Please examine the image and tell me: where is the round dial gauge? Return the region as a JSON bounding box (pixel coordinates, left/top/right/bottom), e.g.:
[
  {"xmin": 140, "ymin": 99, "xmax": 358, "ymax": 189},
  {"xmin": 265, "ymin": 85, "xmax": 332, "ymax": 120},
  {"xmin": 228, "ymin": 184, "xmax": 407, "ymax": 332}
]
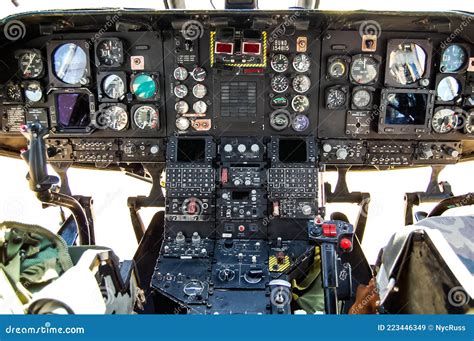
[
  {"xmin": 18, "ymin": 50, "xmax": 43, "ymax": 79},
  {"xmin": 193, "ymin": 100, "xmax": 207, "ymax": 115},
  {"xmin": 24, "ymin": 81, "xmax": 43, "ymax": 102},
  {"xmin": 96, "ymin": 39, "xmax": 124, "ymax": 66},
  {"xmin": 271, "ymin": 95, "xmax": 289, "ymax": 109},
  {"xmin": 270, "ymin": 110, "xmax": 291, "ymax": 131},
  {"xmin": 326, "ymin": 87, "xmax": 347, "ymax": 109},
  {"xmin": 183, "ymin": 280, "xmax": 204, "ymax": 297},
  {"xmin": 176, "ymin": 117, "xmax": 191, "ymax": 131},
  {"xmin": 292, "ymin": 75, "xmax": 311, "ymax": 93},
  {"xmin": 271, "ymin": 75, "xmax": 289, "ymax": 93},
  {"xmin": 350, "ymin": 55, "xmax": 378, "ymax": 85},
  {"xmin": 271, "ymin": 54, "xmax": 289, "ymax": 73},
  {"xmin": 104, "ymin": 105, "xmax": 128, "ymax": 131},
  {"xmin": 292, "ymin": 114, "xmax": 310, "ymax": 132},
  {"xmin": 352, "ymin": 88, "xmax": 371, "ymax": 109},
  {"xmin": 6, "ymin": 83, "xmax": 22, "ymax": 102},
  {"xmin": 53, "ymin": 43, "xmax": 88, "ymax": 85},
  {"xmin": 131, "ymin": 73, "xmax": 157, "ymax": 100},
  {"xmin": 192, "ymin": 67, "xmax": 207, "ymax": 82},
  {"xmin": 102, "ymin": 74, "xmax": 125, "ymax": 100},
  {"xmin": 436, "ymin": 76, "xmax": 460, "ymax": 102},
  {"xmin": 173, "ymin": 66, "xmax": 188, "ymax": 81},
  {"xmin": 440, "ymin": 45, "xmax": 467, "ymax": 73},
  {"xmin": 292, "ymin": 53, "xmax": 311, "ymax": 73},
  {"xmin": 328, "ymin": 58, "xmax": 347, "ymax": 79},
  {"xmin": 291, "ymin": 95, "xmax": 310, "ymax": 113},
  {"xmin": 173, "ymin": 84, "xmax": 188, "ymax": 99},
  {"xmin": 192, "ymin": 84, "xmax": 207, "ymax": 99},
  {"xmin": 175, "ymin": 100, "xmax": 189, "ymax": 114},
  {"xmin": 388, "ymin": 43, "xmax": 426, "ymax": 85},
  {"xmin": 432, "ymin": 108, "xmax": 458, "ymax": 134},
  {"xmin": 133, "ymin": 105, "xmax": 159, "ymax": 129}
]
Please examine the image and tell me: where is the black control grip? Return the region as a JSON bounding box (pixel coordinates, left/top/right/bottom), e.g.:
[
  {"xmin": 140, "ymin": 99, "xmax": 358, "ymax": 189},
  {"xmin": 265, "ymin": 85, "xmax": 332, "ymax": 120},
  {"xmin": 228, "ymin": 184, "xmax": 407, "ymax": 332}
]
[{"xmin": 20, "ymin": 122, "xmax": 59, "ymax": 192}]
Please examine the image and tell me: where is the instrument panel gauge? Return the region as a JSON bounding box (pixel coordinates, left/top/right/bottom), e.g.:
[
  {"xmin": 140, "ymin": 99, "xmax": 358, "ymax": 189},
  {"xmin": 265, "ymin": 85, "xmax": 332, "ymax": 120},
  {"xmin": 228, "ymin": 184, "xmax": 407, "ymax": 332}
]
[
  {"xmin": 388, "ymin": 43, "xmax": 426, "ymax": 85},
  {"xmin": 440, "ymin": 44, "xmax": 467, "ymax": 73},
  {"xmin": 193, "ymin": 100, "xmax": 207, "ymax": 115},
  {"xmin": 292, "ymin": 53, "xmax": 311, "ymax": 73},
  {"xmin": 291, "ymin": 95, "xmax": 310, "ymax": 113},
  {"xmin": 174, "ymin": 84, "xmax": 188, "ymax": 99},
  {"xmin": 96, "ymin": 39, "xmax": 124, "ymax": 66},
  {"xmin": 327, "ymin": 57, "xmax": 347, "ymax": 79},
  {"xmin": 17, "ymin": 49, "xmax": 44, "ymax": 79},
  {"xmin": 436, "ymin": 76, "xmax": 460, "ymax": 102},
  {"xmin": 6, "ymin": 82, "xmax": 22, "ymax": 102},
  {"xmin": 133, "ymin": 105, "xmax": 159, "ymax": 130},
  {"xmin": 192, "ymin": 84, "xmax": 207, "ymax": 99},
  {"xmin": 350, "ymin": 55, "xmax": 378, "ymax": 85},
  {"xmin": 292, "ymin": 114, "xmax": 310, "ymax": 132},
  {"xmin": 176, "ymin": 116, "xmax": 191, "ymax": 131},
  {"xmin": 352, "ymin": 88, "xmax": 372, "ymax": 109},
  {"xmin": 270, "ymin": 109, "xmax": 291, "ymax": 131},
  {"xmin": 183, "ymin": 280, "xmax": 205, "ymax": 297},
  {"xmin": 24, "ymin": 81, "xmax": 43, "ymax": 103},
  {"xmin": 131, "ymin": 73, "xmax": 157, "ymax": 100},
  {"xmin": 192, "ymin": 66, "xmax": 207, "ymax": 82},
  {"xmin": 175, "ymin": 100, "xmax": 189, "ymax": 114},
  {"xmin": 271, "ymin": 75, "xmax": 289, "ymax": 93},
  {"xmin": 432, "ymin": 108, "xmax": 458, "ymax": 134},
  {"xmin": 271, "ymin": 54, "xmax": 289, "ymax": 73},
  {"xmin": 53, "ymin": 43, "xmax": 88, "ymax": 85},
  {"xmin": 326, "ymin": 86, "xmax": 347, "ymax": 109},
  {"xmin": 104, "ymin": 105, "xmax": 128, "ymax": 131},
  {"xmin": 102, "ymin": 74, "xmax": 125, "ymax": 100},
  {"xmin": 173, "ymin": 66, "xmax": 188, "ymax": 81},
  {"xmin": 270, "ymin": 95, "xmax": 289, "ymax": 109},
  {"xmin": 292, "ymin": 75, "xmax": 311, "ymax": 93}
]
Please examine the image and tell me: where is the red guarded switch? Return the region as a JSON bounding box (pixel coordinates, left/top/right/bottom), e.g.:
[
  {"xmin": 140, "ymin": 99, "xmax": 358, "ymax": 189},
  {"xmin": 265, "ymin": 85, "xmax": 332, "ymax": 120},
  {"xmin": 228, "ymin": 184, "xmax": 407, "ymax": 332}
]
[
  {"xmin": 221, "ymin": 168, "xmax": 228, "ymax": 184},
  {"xmin": 340, "ymin": 238, "xmax": 352, "ymax": 251},
  {"xmin": 322, "ymin": 224, "xmax": 337, "ymax": 237},
  {"xmin": 187, "ymin": 199, "xmax": 197, "ymax": 215}
]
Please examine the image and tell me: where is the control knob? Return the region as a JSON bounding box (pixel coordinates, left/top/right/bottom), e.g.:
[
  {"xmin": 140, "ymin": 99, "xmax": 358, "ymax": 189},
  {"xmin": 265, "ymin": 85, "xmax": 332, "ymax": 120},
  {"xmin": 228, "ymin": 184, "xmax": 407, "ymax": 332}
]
[
  {"xmin": 250, "ymin": 144, "xmax": 260, "ymax": 153},
  {"xmin": 322, "ymin": 143, "xmax": 332, "ymax": 153},
  {"xmin": 150, "ymin": 144, "xmax": 160, "ymax": 155},
  {"xmin": 336, "ymin": 148, "xmax": 348, "ymax": 160},
  {"xmin": 223, "ymin": 144, "xmax": 233, "ymax": 153},
  {"xmin": 237, "ymin": 144, "xmax": 247, "ymax": 153},
  {"xmin": 443, "ymin": 146, "xmax": 459, "ymax": 158},
  {"xmin": 218, "ymin": 268, "xmax": 235, "ymax": 282}
]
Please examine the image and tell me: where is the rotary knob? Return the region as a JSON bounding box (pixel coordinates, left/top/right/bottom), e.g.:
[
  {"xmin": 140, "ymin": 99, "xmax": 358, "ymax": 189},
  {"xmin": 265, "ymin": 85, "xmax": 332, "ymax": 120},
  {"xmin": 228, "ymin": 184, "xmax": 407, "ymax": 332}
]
[
  {"xmin": 322, "ymin": 143, "xmax": 332, "ymax": 153},
  {"xmin": 150, "ymin": 144, "xmax": 159, "ymax": 155},
  {"xmin": 237, "ymin": 144, "xmax": 247, "ymax": 153},
  {"xmin": 250, "ymin": 144, "xmax": 260, "ymax": 153},
  {"xmin": 336, "ymin": 148, "xmax": 348, "ymax": 160},
  {"xmin": 218, "ymin": 268, "xmax": 235, "ymax": 282},
  {"xmin": 223, "ymin": 144, "xmax": 233, "ymax": 153}
]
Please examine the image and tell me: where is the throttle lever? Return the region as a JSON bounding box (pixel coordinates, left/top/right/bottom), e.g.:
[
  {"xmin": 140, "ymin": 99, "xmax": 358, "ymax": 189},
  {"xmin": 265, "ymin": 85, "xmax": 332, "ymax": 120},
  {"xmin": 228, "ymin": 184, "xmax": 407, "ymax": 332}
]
[{"xmin": 20, "ymin": 122, "xmax": 59, "ymax": 192}]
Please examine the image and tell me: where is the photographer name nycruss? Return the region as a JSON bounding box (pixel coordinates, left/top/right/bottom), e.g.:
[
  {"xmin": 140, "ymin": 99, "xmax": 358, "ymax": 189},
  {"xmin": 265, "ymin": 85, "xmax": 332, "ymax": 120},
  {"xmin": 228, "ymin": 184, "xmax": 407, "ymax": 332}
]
[{"xmin": 377, "ymin": 324, "xmax": 467, "ymax": 332}]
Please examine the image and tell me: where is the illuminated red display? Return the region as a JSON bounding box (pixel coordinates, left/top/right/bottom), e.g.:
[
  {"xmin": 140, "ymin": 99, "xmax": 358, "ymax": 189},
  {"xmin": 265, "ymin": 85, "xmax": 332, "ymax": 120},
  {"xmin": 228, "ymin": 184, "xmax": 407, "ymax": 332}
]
[
  {"xmin": 215, "ymin": 42, "xmax": 234, "ymax": 54},
  {"xmin": 242, "ymin": 42, "xmax": 261, "ymax": 55}
]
